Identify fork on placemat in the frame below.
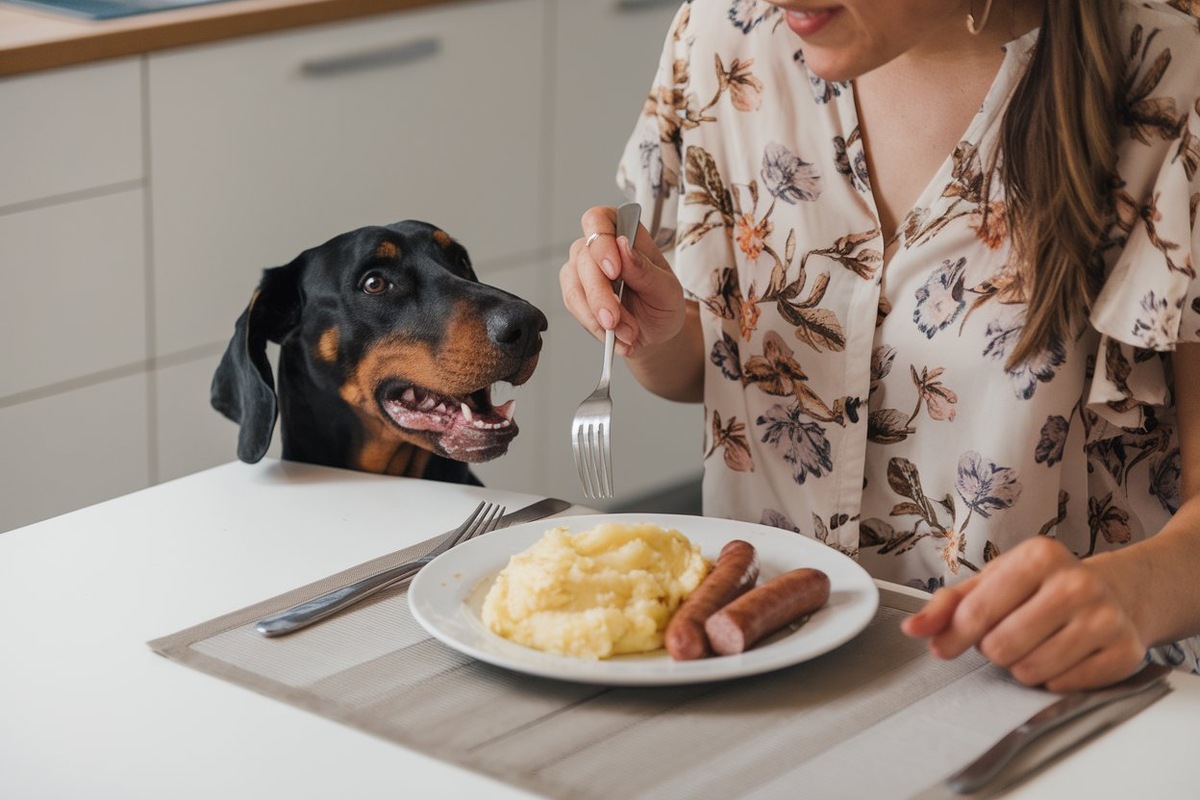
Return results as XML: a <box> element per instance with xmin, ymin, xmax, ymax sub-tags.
<box><xmin>254</xmin><ymin>500</ymin><xmax>505</xmax><ymax>636</ymax></box>
<box><xmin>571</xmin><ymin>201</ymin><xmax>642</xmax><ymax>499</ymax></box>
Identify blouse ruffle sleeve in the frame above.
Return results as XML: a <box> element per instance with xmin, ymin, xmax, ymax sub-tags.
<box><xmin>615</xmin><ymin>3</ymin><xmax>689</xmax><ymax>258</ymax></box>
<box><xmin>1087</xmin><ymin>92</ymin><xmax>1200</xmax><ymax>433</ymax></box>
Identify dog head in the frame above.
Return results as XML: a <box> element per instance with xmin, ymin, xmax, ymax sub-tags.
<box><xmin>212</xmin><ymin>220</ymin><xmax>547</xmax><ymax>472</ymax></box>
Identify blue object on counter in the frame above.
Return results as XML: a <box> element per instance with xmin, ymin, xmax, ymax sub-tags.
<box><xmin>5</xmin><ymin>0</ymin><xmax>231</xmax><ymax>20</ymax></box>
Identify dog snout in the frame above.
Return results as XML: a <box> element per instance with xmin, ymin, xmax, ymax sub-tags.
<box><xmin>487</xmin><ymin>302</ymin><xmax>548</xmax><ymax>357</ymax></box>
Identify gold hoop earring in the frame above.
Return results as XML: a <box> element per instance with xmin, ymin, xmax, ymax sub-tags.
<box><xmin>966</xmin><ymin>0</ymin><xmax>994</xmax><ymax>35</ymax></box>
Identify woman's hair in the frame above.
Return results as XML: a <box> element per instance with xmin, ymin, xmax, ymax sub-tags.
<box><xmin>999</xmin><ymin>0</ymin><xmax>1123</xmax><ymax>366</ymax></box>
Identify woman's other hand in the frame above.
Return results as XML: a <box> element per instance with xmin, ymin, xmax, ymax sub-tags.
<box><xmin>901</xmin><ymin>537</ymin><xmax>1146</xmax><ymax>691</ymax></box>
<box><xmin>560</xmin><ymin>205</ymin><xmax>686</xmax><ymax>358</ymax></box>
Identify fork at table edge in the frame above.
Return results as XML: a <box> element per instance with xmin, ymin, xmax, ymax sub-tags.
<box><xmin>253</xmin><ymin>497</ymin><xmax>572</xmax><ymax>637</ymax></box>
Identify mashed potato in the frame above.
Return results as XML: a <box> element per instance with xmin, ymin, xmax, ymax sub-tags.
<box><xmin>481</xmin><ymin>522</ymin><xmax>710</xmax><ymax>659</ymax></box>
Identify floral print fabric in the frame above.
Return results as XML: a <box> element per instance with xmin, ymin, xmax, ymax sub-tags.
<box><xmin>617</xmin><ymin>0</ymin><xmax>1200</xmax><ymax>670</ymax></box>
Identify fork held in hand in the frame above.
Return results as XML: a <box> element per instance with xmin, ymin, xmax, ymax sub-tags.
<box><xmin>572</xmin><ymin>201</ymin><xmax>642</xmax><ymax>499</ymax></box>
<box><xmin>254</xmin><ymin>500</ymin><xmax>505</xmax><ymax>636</ymax></box>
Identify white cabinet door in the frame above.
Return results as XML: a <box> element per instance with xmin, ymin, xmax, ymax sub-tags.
<box><xmin>0</xmin><ymin>191</ymin><xmax>147</xmax><ymax>397</ymax></box>
<box><xmin>0</xmin><ymin>58</ymin><xmax>142</xmax><ymax>209</ymax></box>
<box><xmin>148</xmin><ymin>0</ymin><xmax>545</xmax><ymax>356</ymax></box>
<box><xmin>0</xmin><ymin>374</ymin><xmax>150</xmax><ymax>533</ymax></box>
<box><xmin>549</xmin><ymin>0</ymin><xmax>681</xmax><ymax>247</ymax></box>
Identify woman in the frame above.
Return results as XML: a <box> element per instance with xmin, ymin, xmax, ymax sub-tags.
<box><xmin>560</xmin><ymin>0</ymin><xmax>1200</xmax><ymax>690</ymax></box>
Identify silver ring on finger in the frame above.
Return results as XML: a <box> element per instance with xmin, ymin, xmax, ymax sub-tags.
<box><xmin>585</xmin><ymin>232</ymin><xmax>614</xmax><ymax>247</ymax></box>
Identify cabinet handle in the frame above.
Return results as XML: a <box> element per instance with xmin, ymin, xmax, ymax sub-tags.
<box><xmin>299</xmin><ymin>36</ymin><xmax>442</xmax><ymax>78</ymax></box>
<box><xmin>615</xmin><ymin>0</ymin><xmax>679</xmax><ymax>11</ymax></box>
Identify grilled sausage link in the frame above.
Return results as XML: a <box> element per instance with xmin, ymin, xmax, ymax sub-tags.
<box><xmin>703</xmin><ymin>568</ymin><xmax>830</xmax><ymax>656</ymax></box>
<box><xmin>664</xmin><ymin>539</ymin><xmax>759</xmax><ymax>660</ymax></box>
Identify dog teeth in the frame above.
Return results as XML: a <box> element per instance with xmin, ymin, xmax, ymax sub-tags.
<box><xmin>461</xmin><ymin>402</ymin><xmax>474</xmax><ymax>422</ymax></box>
<box><xmin>402</xmin><ymin>388</ymin><xmax>417</xmax><ymax>404</ymax></box>
<box><xmin>471</xmin><ymin>420</ymin><xmax>508</xmax><ymax>429</ymax></box>
<box><xmin>497</xmin><ymin>399</ymin><xmax>516</xmax><ymax>421</ymax></box>
<box><xmin>419</xmin><ymin>396</ymin><xmax>437</xmax><ymax>411</ymax></box>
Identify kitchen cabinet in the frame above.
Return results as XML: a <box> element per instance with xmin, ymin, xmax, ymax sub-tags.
<box><xmin>0</xmin><ymin>57</ymin><xmax>148</xmax><ymax>532</ymax></box>
<box><xmin>0</xmin><ymin>374</ymin><xmax>150</xmax><ymax>532</ymax></box>
<box><xmin>0</xmin><ymin>58</ymin><xmax>142</xmax><ymax>208</ymax></box>
<box><xmin>147</xmin><ymin>0</ymin><xmax>545</xmax><ymax>357</ymax></box>
<box><xmin>547</xmin><ymin>0</ymin><xmax>681</xmax><ymax>248</ymax></box>
<box><xmin>0</xmin><ymin>0</ymin><xmax>701</xmax><ymax>532</ymax></box>
<box><xmin>0</xmin><ymin>191</ymin><xmax>147</xmax><ymax>397</ymax></box>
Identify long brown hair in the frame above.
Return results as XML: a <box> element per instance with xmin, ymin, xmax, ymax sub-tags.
<box><xmin>999</xmin><ymin>0</ymin><xmax>1123</xmax><ymax>366</ymax></box>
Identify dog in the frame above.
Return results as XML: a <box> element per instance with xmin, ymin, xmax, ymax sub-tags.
<box><xmin>212</xmin><ymin>220</ymin><xmax>547</xmax><ymax>484</ymax></box>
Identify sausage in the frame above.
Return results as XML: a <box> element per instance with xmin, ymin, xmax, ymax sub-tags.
<box><xmin>703</xmin><ymin>568</ymin><xmax>831</xmax><ymax>656</ymax></box>
<box><xmin>664</xmin><ymin>540</ymin><xmax>759</xmax><ymax>660</ymax></box>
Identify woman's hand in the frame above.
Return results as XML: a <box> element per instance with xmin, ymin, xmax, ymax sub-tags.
<box><xmin>901</xmin><ymin>537</ymin><xmax>1147</xmax><ymax>691</ymax></box>
<box><xmin>560</xmin><ymin>206</ymin><xmax>686</xmax><ymax>358</ymax></box>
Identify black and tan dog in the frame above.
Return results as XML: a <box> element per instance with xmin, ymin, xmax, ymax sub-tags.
<box><xmin>212</xmin><ymin>220</ymin><xmax>547</xmax><ymax>484</ymax></box>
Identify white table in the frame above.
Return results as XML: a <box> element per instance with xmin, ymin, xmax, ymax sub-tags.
<box><xmin>1</xmin><ymin>459</ymin><xmax>1196</xmax><ymax>799</ymax></box>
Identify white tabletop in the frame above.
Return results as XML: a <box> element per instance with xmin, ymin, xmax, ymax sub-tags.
<box><xmin>1</xmin><ymin>459</ymin><xmax>1196</xmax><ymax>799</ymax></box>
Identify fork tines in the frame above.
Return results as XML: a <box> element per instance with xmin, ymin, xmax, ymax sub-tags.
<box><xmin>573</xmin><ymin>419</ymin><xmax>612</xmax><ymax>499</ymax></box>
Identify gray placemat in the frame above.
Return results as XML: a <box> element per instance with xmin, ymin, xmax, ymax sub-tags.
<box><xmin>150</xmin><ymin>538</ymin><xmax>1063</xmax><ymax>799</ymax></box>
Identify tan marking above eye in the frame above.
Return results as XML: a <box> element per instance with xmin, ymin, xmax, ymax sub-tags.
<box><xmin>375</xmin><ymin>241</ymin><xmax>399</xmax><ymax>259</ymax></box>
<box><xmin>432</xmin><ymin>229</ymin><xmax>453</xmax><ymax>248</ymax></box>
<box><xmin>316</xmin><ymin>326</ymin><xmax>339</xmax><ymax>363</ymax></box>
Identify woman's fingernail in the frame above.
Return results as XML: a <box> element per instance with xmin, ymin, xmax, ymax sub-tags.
<box><xmin>601</xmin><ymin>258</ymin><xmax>617</xmax><ymax>279</ymax></box>
<box><xmin>616</xmin><ymin>323</ymin><xmax>635</xmax><ymax>343</ymax></box>
<box><xmin>598</xmin><ymin>308</ymin><xmax>615</xmax><ymax>330</ymax></box>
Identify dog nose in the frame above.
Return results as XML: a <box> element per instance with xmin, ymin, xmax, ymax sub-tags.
<box><xmin>487</xmin><ymin>302</ymin><xmax>548</xmax><ymax>356</ymax></box>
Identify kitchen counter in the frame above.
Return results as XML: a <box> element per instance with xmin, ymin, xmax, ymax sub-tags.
<box><xmin>0</xmin><ymin>0</ymin><xmax>462</xmax><ymax>76</ymax></box>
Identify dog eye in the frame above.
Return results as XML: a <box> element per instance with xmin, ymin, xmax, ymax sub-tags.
<box><xmin>361</xmin><ymin>274</ymin><xmax>389</xmax><ymax>295</ymax></box>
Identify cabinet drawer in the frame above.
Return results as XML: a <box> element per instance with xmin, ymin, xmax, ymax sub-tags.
<box><xmin>148</xmin><ymin>0</ymin><xmax>545</xmax><ymax>356</ymax></box>
<box><xmin>0</xmin><ymin>374</ymin><xmax>150</xmax><ymax>532</ymax></box>
<box><xmin>550</xmin><ymin>0</ymin><xmax>681</xmax><ymax>247</ymax></box>
<box><xmin>0</xmin><ymin>190</ymin><xmax>147</xmax><ymax>398</ymax></box>
<box><xmin>0</xmin><ymin>58</ymin><xmax>142</xmax><ymax>209</ymax></box>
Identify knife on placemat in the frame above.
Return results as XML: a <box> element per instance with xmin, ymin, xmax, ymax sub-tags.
<box><xmin>912</xmin><ymin>662</ymin><xmax>1173</xmax><ymax>799</ymax></box>
<box><xmin>254</xmin><ymin>497</ymin><xmax>572</xmax><ymax>637</ymax></box>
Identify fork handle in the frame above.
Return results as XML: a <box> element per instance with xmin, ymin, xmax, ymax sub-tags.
<box><xmin>602</xmin><ymin>202</ymin><xmax>639</xmax><ymax>382</ymax></box>
<box><xmin>254</xmin><ymin>560</ymin><xmax>427</xmax><ymax>636</ymax></box>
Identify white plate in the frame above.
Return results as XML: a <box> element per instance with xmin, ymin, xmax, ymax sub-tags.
<box><xmin>408</xmin><ymin>513</ymin><xmax>879</xmax><ymax>686</ymax></box>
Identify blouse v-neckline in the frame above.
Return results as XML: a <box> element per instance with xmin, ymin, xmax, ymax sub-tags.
<box><xmin>844</xmin><ymin>28</ymin><xmax>1042</xmax><ymax>270</ymax></box>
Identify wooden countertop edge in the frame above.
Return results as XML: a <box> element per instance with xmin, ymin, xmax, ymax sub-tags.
<box><xmin>0</xmin><ymin>0</ymin><xmax>458</xmax><ymax>77</ymax></box>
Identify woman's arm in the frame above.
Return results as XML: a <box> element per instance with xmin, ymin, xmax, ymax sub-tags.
<box><xmin>902</xmin><ymin>343</ymin><xmax>1200</xmax><ymax>690</ymax></box>
<box><xmin>623</xmin><ymin>300</ymin><xmax>705</xmax><ymax>403</ymax></box>
<box><xmin>1088</xmin><ymin>343</ymin><xmax>1200</xmax><ymax>646</ymax></box>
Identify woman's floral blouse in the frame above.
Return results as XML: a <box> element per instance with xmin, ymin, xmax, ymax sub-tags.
<box><xmin>617</xmin><ymin>0</ymin><xmax>1200</xmax><ymax>670</ymax></box>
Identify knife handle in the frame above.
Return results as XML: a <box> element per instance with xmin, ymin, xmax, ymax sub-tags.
<box><xmin>946</xmin><ymin>663</ymin><xmax>1171</xmax><ymax>793</ymax></box>
<box><xmin>254</xmin><ymin>561</ymin><xmax>424</xmax><ymax>636</ymax></box>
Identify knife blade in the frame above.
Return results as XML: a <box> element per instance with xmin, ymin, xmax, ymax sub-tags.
<box><xmin>254</xmin><ymin>496</ymin><xmax>572</xmax><ymax>636</ymax></box>
<box><xmin>914</xmin><ymin>662</ymin><xmax>1173</xmax><ymax>798</ymax></box>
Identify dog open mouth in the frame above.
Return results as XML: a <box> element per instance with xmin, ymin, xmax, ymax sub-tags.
<box><xmin>378</xmin><ymin>381</ymin><xmax>518</xmax><ymax>462</ymax></box>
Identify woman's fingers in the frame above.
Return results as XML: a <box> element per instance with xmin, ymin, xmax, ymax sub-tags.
<box><xmin>560</xmin><ymin>208</ymin><xmax>635</xmax><ymax>344</ymax></box>
<box><xmin>560</xmin><ymin>205</ymin><xmax>683</xmax><ymax>353</ymax></box>
<box><xmin>900</xmin><ymin>577</ymin><xmax>977</xmax><ymax>638</ymax></box>
<box><xmin>923</xmin><ymin>538</ymin><xmax>1072</xmax><ymax>659</ymax></box>
<box><xmin>902</xmin><ymin>537</ymin><xmax>1146</xmax><ymax>690</ymax></box>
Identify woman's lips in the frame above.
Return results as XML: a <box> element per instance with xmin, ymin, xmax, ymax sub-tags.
<box><xmin>784</xmin><ymin>7</ymin><xmax>842</xmax><ymax>37</ymax></box>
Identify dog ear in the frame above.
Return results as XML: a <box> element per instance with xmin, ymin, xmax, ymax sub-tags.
<box><xmin>210</xmin><ymin>262</ymin><xmax>302</xmax><ymax>463</ymax></box>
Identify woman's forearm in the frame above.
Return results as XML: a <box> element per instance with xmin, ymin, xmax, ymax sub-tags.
<box><xmin>624</xmin><ymin>301</ymin><xmax>705</xmax><ymax>403</ymax></box>
<box><xmin>1088</xmin><ymin>499</ymin><xmax>1200</xmax><ymax>649</ymax></box>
